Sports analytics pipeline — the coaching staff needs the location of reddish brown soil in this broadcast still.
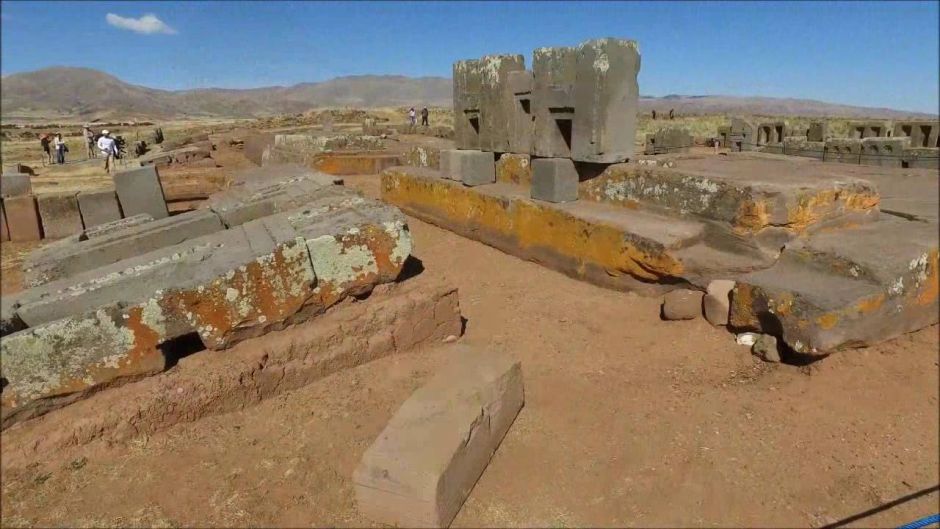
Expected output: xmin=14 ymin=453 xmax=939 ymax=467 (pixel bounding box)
xmin=1 ymin=173 xmax=937 ymax=528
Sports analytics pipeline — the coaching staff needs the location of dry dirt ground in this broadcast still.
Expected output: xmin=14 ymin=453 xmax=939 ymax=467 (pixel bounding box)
xmin=2 ymin=154 xmax=938 ymax=529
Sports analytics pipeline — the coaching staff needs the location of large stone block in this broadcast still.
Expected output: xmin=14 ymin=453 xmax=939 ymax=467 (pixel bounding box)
xmin=23 ymin=209 xmax=223 ymax=287
xmin=496 ymin=153 xmax=532 ymax=187
xmin=532 ymin=46 xmax=577 ymax=158
xmin=479 ymin=54 xmax=526 ymax=153
xmin=113 ymin=166 xmax=169 ymax=219
xmin=37 ymin=192 xmax=83 ymax=239
xmin=507 ymin=69 xmax=534 ymax=154
xmin=354 ymin=346 xmax=524 ymax=528
xmin=0 ymin=199 xmax=9 ymax=242
xmin=453 ymin=60 xmax=483 ymax=150
xmin=4 ymin=195 xmax=42 ymax=241
xmin=571 ymin=38 xmax=640 ymax=163
xmin=1 ymin=173 xmax=32 ymax=198
xmin=452 ymin=150 xmax=496 ymax=187
xmin=846 ymin=120 xmax=891 ymax=139
xmin=893 ymin=120 xmax=940 ymax=149
xmin=860 ymin=137 xmax=909 ymax=167
xmin=84 ymin=214 xmax=154 ymax=239
xmin=77 ymin=189 xmax=123 ymax=228
xmin=807 ymin=121 xmax=829 ymax=142
xmin=644 ymin=127 xmax=693 ymax=155
xmin=531 ymin=158 xmax=578 ymax=203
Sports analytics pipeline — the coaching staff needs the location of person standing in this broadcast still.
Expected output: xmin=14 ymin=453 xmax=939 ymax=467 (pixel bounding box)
xmin=420 ymin=107 xmax=429 ymax=127
xmin=53 ymin=133 xmax=66 ymax=164
xmin=408 ymin=107 xmax=416 ymax=127
xmin=40 ymin=134 xmax=53 ymax=165
xmin=97 ymin=129 xmax=118 ymax=174
xmin=83 ymin=125 xmax=96 ymax=159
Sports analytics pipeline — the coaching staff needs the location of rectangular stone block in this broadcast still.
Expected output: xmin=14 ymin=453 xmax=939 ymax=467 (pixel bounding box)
xmin=453 ymin=60 xmax=483 ymax=150
xmin=77 ymin=189 xmax=123 ymax=228
xmin=807 ymin=121 xmax=828 ymax=142
xmin=354 ymin=346 xmax=524 ymax=528
xmin=893 ymin=120 xmax=940 ymax=149
xmin=37 ymin=192 xmax=83 ymax=239
xmin=1 ymin=173 xmax=32 ymax=198
xmin=860 ymin=137 xmax=909 ymax=167
xmin=439 ymin=149 xmax=459 ymax=180
xmin=846 ymin=120 xmax=891 ymax=139
xmin=480 ymin=54 xmax=526 ymax=153
xmin=532 ymin=46 xmax=577 ymax=158
xmin=4 ymin=195 xmax=42 ymax=241
xmin=496 ymin=153 xmax=532 ymax=187
xmin=644 ymin=127 xmax=693 ymax=155
xmin=508 ymin=69 xmax=534 ymax=154
xmin=531 ymin=158 xmax=578 ymax=203
xmin=23 ymin=209 xmax=223 ymax=287
xmin=244 ymin=133 xmax=275 ymax=165
xmin=825 ymin=138 xmax=862 ymax=163
xmin=113 ymin=166 xmax=169 ymax=220
xmin=0 ymin=200 xmax=9 ymax=242
xmin=451 ymin=150 xmax=495 ymax=187
xmin=571 ymin=38 xmax=640 ymax=163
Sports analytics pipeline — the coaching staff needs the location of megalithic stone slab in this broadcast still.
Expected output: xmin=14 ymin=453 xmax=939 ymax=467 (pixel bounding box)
xmin=354 ymin=346 xmax=524 ymax=528
xmin=0 ymin=199 xmax=9 ymax=242
xmin=531 ymin=157 xmax=578 ymax=203
xmin=453 ymin=59 xmax=483 ymax=150
xmin=532 ymin=46 xmax=577 ymax=158
xmin=77 ymin=189 xmax=124 ymax=229
xmin=1 ymin=173 xmax=32 ymax=198
xmin=571 ymin=38 xmax=641 ymax=163
xmin=507 ymin=69 xmax=535 ymax=155
xmin=4 ymin=195 xmax=42 ymax=241
xmin=37 ymin=192 xmax=83 ymax=239
xmin=479 ymin=54 xmax=526 ymax=153
xmin=453 ymin=150 xmax=496 ymax=187
xmin=113 ymin=166 xmax=169 ymax=219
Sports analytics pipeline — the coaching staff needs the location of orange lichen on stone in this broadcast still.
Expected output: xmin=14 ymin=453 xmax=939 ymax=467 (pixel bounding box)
xmin=815 ymin=312 xmax=840 ymax=330
xmin=496 ymin=154 xmax=532 ymax=187
xmin=732 ymin=199 xmax=770 ymax=234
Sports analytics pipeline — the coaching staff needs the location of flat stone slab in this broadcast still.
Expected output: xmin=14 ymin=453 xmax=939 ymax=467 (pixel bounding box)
xmin=77 ymin=189 xmax=123 ymax=229
xmin=112 ymin=166 xmax=169 ymax=220
xmin=4 ymin=195 xmax=42 ymax=242
xmin=37 ymin=193 xmax=83 ymax=240
xmin=354 ymin=345 xmax=523 ymax=528
xmin=1 ymin=173 xmax=32 ymax=198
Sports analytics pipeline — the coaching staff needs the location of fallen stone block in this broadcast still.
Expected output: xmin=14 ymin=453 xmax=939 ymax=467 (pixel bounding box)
xmin=207 ymin=174 xmax=357 ymax=228
xmin=23 ymin=209 xmax=223 ymax=287
xmin=1 ymin=173 xmax=32 ymax=198
xmin=662 ymin=289 xmax=702 ymax=320
xmin=77 ymin=189 xmax=123 ymax=229
xmin=84 ymin=214 xmax=154 ymax=239
xmin=113 ymin=166 xmax=169 ymax=220
xmin=4 ymin=195 xmax=42 ymax=241
xmin=354 ymin=345 xmax=524 ymax=528
xmin=703 ymin=279 xmax=735 ymax=326
xmin=531 ymin=158 xmax=578 ymax=203
xmin=37 ymin=192 xmax=83 ymax=239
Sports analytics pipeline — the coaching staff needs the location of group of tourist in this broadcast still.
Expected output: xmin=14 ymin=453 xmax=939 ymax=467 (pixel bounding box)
xmin=407 ymin=107 xmax=430 ymax=127
xmin=38 ymin=125 xmax=120 ymax=173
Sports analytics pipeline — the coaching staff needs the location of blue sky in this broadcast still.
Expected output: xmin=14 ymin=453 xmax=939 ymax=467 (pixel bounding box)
xmin=1 ymin=1 xmax=938 ymax=113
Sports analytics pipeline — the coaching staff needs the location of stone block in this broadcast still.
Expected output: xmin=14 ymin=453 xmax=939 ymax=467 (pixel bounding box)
xmin=453 ymin=150 xmax=496 ymax=187
xmin=77 ymin=189 xmax=123 ymax=228
xmin=571 ymin=38 xmax=640 ymax=163
xmin=2 ymin=163 xmax=35 ymax=176
xmin=1 ymin=173 xmax=32 ymax=198
xmin=846 ymin=120 xmax=891 ymax=139
xmin=354 ymin=346 xmax=524 ymax=528
xmin=508 ymin=70 xmax=534 ymax=154
xmin=893 ymin=120 xmax=940 ymax=149
xmin=703 ymin=279 xmax=735 ymax=326
xmin=662 ymin=289 xmax=702 ymax=320
xmin=480 ymin=54 xmax=526 ymax=153
xmin=807 ymin=121 xmax=828 ymax=142
xmin=23 ymin=209 xmax=223 ymax=287
xmin=0 ymin=200 xmax=9 ymax=242
xmin=37 ymin=192 xmax=83 ymax=239
xmin=496 ymin=153 xmax=532 ymax=187
xmin=531 ymin=158 xmax=578 ymax=203
xmin=644 ymin=127 xmax=693 ymax=155
xmin=532 ymin=46 xmax=577 ymax=158
xmin=901 ymin=148 xmax=940 ymax=169
xmin=84 ymin=214 xmax=154 ymax=239
xmin=439 ymin=149 xmax=460 ymax=180
xmin=4 ymin=195 xmax=42 ymax=241
xmin=113 ymin=166 xmax=169 ymax=219
xmin=453 ymin=59 xmax=483 ymax=150
xmin=860 ymin=137 xmax=909 ymax=167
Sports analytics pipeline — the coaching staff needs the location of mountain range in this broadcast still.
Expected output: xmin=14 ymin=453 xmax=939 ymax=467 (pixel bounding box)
xmin=1 ymin=67 xmax=935 ymax=121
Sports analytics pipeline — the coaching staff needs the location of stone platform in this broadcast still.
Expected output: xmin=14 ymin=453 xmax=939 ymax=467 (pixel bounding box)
xmin=381 ymin=153 xmax=938 ymax=355
xmin=1 ymin=166 xmax=413 ymax=427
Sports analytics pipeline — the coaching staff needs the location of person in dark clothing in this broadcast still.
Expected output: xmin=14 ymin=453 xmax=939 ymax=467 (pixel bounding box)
xmin=40 ymin=134 xmax=53 ymax=164
xmin=420 ymin=107 xmax=429 ymax=127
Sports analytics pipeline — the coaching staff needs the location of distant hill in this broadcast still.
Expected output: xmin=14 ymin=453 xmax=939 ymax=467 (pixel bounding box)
xmin=1 ymin=66 xmax=935 ymax=121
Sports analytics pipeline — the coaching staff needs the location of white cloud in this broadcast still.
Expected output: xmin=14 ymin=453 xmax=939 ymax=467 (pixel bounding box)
xmin=105 ymin=13 xmax=177 ymax=35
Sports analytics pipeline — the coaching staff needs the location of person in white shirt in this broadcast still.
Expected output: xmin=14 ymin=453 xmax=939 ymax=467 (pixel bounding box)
xmin=408 ymin=107 xmax=416 ymax=127
xmin=97 ymin=130 xmax=118 ymax=174
xmin=53 ymin=133 xmax=67 ymax=164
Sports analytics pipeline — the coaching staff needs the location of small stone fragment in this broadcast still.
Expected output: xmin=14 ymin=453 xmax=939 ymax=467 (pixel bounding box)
xmin=661 ymin=289 xmax=703 ymax=320
xmin=752 ymin=334 xmax=781 ymax=363
xmin=703 ymin=279 xmax=735 ymax=326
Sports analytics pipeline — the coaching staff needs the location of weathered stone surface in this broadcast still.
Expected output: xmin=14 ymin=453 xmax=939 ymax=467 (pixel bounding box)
xmin=901 ymin=148 xmax=940 ymax=169
xmin=532 ymin=46 xmax=577 ymax=158
xmin=244 ymin=133 xmax=275 ymax=166
xmin=662 ymin=289 xmax=702 ymax=320
xmin=846 ymin=121 xmax=891 ymax=139
xmin=644 ymin=127 xmax=693 ymax=155
xmin=453 ymin=59 xmax=483 ymax=150
xmin=23 ymin=209 xmax=223 ymax=287
xmin=312 ymin=152 xmax=402 ymax=175
xmin=449 ymin=150 xmax=495 ymax=187
xmin=860 ymin=137 xmax=909 ymax=167
xmin=479 ymin=54 xmax=526 ymax=153
xmin=403 ymin=145 xmax=441 ymax=170
xmin=37 ymin=192 xmax=83 ymax=239
xmin=354 ymin=346 xmax=523 ymax=528
xmin=893 ymin=120 xmax=940 ymax=149
xmin=1 ymin=173 xmax=32 ymax=198
xmin=84 ymin=214 xmax=154 ymax=239
xmin=728 ymin=118 xmax=757 ymax=151
xmin=752 ymin=334 xmax=781 ymax=362
xmin=77 ymin=189 xmax=123 ymax=228
xmin=571 ymin=38 xmax=640 ymax=163
xmin=264 ymin=134 xmax=384 ymax=167
xmin=807 ymin=121 xmax=829 ymax=142
xmin=496 ymin=153 xmax=531 ymax=187
xmin=113 ymin=166 xmax=169 ymax=220
xmin=531 ymin=158 xmax=578 ymax=203
xmin=703 ymin=279 xmax=735 ymax=326
xmin=507 ymin=69 xmax=534 ymax=154
xmin=4 ymin=195 xmax=42 ymax=241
